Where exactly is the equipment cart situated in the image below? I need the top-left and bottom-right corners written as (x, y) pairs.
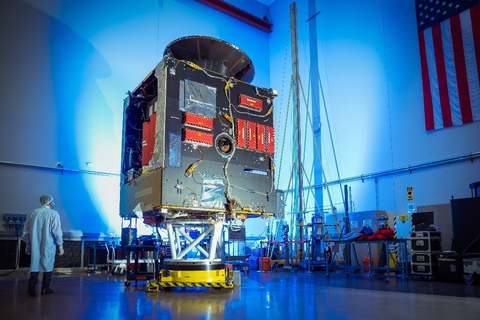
top-left (124, 245), bottom-right (158, 287)
top-left (326, 238), bottom-right (409, 283)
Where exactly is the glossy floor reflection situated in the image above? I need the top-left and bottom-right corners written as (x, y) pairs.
top-left (1, 268), bottom-right (479, 320)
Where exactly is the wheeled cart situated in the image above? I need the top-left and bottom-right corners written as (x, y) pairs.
top-left (124, 245), bottom-right (158, 287)
top-left (463, 258), bottom-right (480, 285)
top-left (436, 251), bottom-right (463, 283)
top-left (327, 239), bottom-right (409, 283)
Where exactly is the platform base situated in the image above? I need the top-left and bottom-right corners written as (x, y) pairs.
top-left (149, 261), bottom-right (234, 290)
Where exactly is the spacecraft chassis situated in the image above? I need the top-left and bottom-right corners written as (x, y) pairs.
top-left (119, 36), bottom-right (283, 289)
top-left (120, 55), bottom-right (280, 222)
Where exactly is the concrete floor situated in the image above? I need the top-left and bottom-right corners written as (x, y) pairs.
top-left (1, 268), bottom-right (479, 320)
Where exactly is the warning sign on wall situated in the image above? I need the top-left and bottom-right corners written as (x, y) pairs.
top-left (407, 186), bottom-right (414, 201)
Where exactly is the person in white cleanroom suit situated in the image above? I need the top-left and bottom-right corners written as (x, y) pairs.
top-left (22, 194), bottom-right (64, 296)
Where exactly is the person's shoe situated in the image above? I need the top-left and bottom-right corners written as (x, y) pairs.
top-left (27, 284), bottom-right (36, 296)
top-left (41, 288), bottom-right (54, 295)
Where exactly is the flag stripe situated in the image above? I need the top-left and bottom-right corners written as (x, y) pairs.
top-left (451, 14), bottom-right (473, 124)
top-left (418, 30), bottom-right (435, 130)
top-left (460, 10), bottom-right (480, 123)
top-left (469, 5), bottom-right (480, 121)
top-left (416, 1), bottom-right (480, 130)
top-left (432, 24), bottom-right (453, 127)
top-left (424, 28), bottom-right (444, 129)
top-left (442, 19), bottom-right (462, 126)
top-left (472, 5), bottom-right (480, 90)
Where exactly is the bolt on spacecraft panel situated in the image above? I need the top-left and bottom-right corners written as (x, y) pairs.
top-left (119, 36), bottom-right (279, 222)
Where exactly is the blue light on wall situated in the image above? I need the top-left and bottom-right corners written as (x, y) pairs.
top-left (39, 0), bottom-right (271, 235)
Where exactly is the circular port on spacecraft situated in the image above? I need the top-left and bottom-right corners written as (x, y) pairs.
top-left (215, 133), bottom-right (235, 157)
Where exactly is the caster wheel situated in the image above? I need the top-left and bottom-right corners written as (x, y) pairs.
top-left (385, 279), bottom-right (390, 283)
top-left (464, 274), bottom-right (474, 285)
top-left (326, 274), bottom-right (330, 278)
top-left (124, 281), bottom-right (131, 287)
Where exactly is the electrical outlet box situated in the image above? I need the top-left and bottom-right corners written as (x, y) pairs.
top-left (3, 213), bottom-right (27, 234)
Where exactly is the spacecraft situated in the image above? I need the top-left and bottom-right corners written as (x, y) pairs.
top-left (119, 36), bottom-right (282, 288)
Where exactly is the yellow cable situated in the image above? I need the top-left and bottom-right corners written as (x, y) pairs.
top-left (185, 147), bottom-right (204, 177)
top-left (230, 219), bottom-right (246, 232)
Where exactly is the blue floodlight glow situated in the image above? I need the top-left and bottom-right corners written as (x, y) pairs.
top-left (41, 0), bottom-right (271, 236)
top-left (49, 11), bottom-right (123, 234)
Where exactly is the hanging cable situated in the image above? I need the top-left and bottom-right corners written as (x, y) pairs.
top-left (229, 218), bottom-right (246, 232)
top-left (0, 234), bottom-right (21, 276)
top-left (316, 36), bottom-right (345, 208)
top-left (223, 86), bottom-right (235, 201)
top-left (381, 0), bottom-right (397, 215)
top-left (276, 76), bottom-right (294, 189)
top-left (298, 15), bottom-right (345, 210)
top-left (298, 78), bottom-right (336, 213)
top-left (184, 147), bottom-right (204, 178)
top-left (275, 18), bottom-right (294, 191)
top-left (300, 10), bottom-right (347, 212)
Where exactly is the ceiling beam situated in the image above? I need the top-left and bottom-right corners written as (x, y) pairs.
top-left (195, 0), bottom-right (273, 33)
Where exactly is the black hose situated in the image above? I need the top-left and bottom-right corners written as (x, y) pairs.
top-left (0, 233), bottom-right (21, 276)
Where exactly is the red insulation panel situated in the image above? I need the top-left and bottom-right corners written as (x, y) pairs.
top-left (142, 121), bottom-right (151, 167)
top-left (183, 128), bottom-right (214, 146)
top-left (246, 121), bottom-right (256, 150)
top-left (239, 94), bottom-right (263, 112)
top-left (142, 114), bottom-right (157, 166)
top-left (256, 124), bottom-right (266, 152)
top-left (236, 118), bottom-right (247, 148)
top-left (184, 112), bottom-right (214, 130)
top-left (266, 125), bottom-right (274, 154)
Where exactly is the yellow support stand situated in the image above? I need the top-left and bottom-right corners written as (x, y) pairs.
top-left (159, 268), bottom-right (234, 288)
top-left (147, 261), bottom-right (234, 291)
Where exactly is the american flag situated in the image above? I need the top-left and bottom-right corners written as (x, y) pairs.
top-left (416, 0), bottom-right (480, 130)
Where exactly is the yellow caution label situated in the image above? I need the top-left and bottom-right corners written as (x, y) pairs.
top-left (399, 215), bottom-right (409, 221)
top-left (146, 281), bottom-right (161, 292)
top-left (158, 269), bottom-right (234, 289)
top-left (159, 282), bottom-right (233, 288)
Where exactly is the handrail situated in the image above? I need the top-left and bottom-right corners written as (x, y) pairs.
top-left (302, 151), bottom-right (480, 191)
top-left (0, 160), bottom-right (120, 177)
